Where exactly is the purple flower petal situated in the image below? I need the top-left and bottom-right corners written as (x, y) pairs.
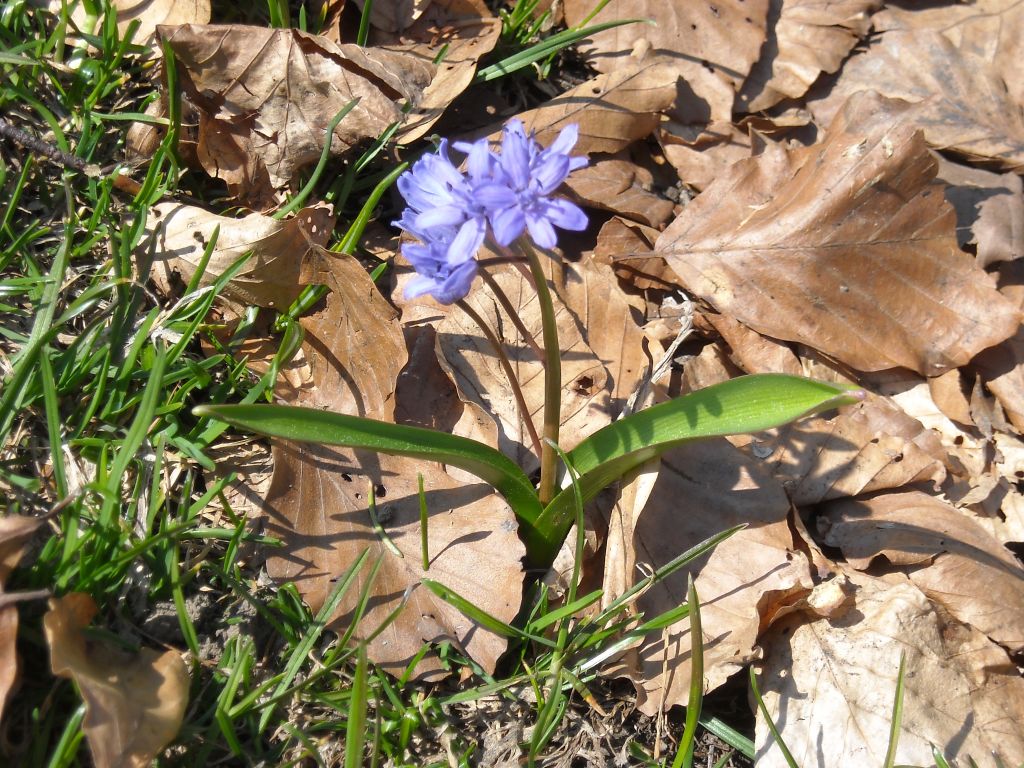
top-left (491, 206), bottom-right (526, 246)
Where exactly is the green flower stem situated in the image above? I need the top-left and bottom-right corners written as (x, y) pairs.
top-left (456, 298), bottom-right (543, 461)
top-left (516, 238), bottom-right (561, 504)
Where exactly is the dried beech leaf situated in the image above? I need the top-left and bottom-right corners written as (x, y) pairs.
top-left (566, 157), bottom-right (675, 228)
top-left (745, 397), bottom-right (948, 506)
top-left (562, 0), bottom-right (769, 92)
top-left (159, 25), bottom-right (433, 202)
top-left (48, 0), bottom-right (210, 47)
top-left (141, 203), bottom-right (334, 311)
top-left (756, 572), bottom-right (1024, 767)
top-left (658, 119), bottom-right (754, 191)
top-left (44, 593), bottom-right (190, 768)
top-left (936, 157), bottom-right (1024, 268)
top-left (873, 0), bottom-right (1024, 109)
top-left (436, 268), bottom-right (609, 472)
top-left (808, 30), bottom-right (1024, 171)
top-left (606, 439), bottom-right (812, 713)
top-left (702, 313), bottom-right (802, 376)
top-left (266, 253), bottom-right (524, 677)
top-left (738, 0), bottom-right (879, 112)
top-left (656, 98), bottom-right (1021, 375)
top-left (593, 217), bottom-right (673, 291)
top-left (511, 63), bottom-right (680, 155)
top-left (266, 445), bottom-right (525, 678)
top-left (0, 515), bottom-right (43, 724)
top-left (821, 490), bottom-right (1024, 652)
top-left (374, 0), bottom-right (501, 142)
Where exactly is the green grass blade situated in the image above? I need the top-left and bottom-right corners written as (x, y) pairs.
top-left (420, 579), bottom-right (557, 648)
top-left (697, 716), bottom-right (753, 759)
top-left (750, 666), bottom-right (799, 768)
top-left (671, 577), bottom-right (703, 768)
top-left (192, 403), bottom-right (544, 527)
top-left (533, 374), bottom-right (862, 563)
top-left (345, 645), bottom-right (369, 768)
top-left (883, 650), bottom-right (907, 768)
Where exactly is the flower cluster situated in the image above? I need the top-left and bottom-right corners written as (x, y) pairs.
top-left (396, 120), bottom-right (588, 304)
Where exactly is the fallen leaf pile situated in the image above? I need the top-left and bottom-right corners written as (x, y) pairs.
top-left (115, 0), bottom-right (1024, 763)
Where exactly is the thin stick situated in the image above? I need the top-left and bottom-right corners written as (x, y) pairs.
top-left (456, 298), bottom-right (543, 461)
top-left (478, 268), bottom-right (544, 359)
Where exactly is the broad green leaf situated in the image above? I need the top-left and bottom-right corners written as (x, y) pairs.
top-left (531, 374), bottom-right (861, 562)
top-left (192, 404), bottom-right (544, 526)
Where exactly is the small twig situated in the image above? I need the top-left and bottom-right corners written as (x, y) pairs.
top-left (0, 589), bottom-right (51, 610)
top-left (456, 298), bottom-right (544, 461)
top-left (0, 115), bottom-right (141, 195)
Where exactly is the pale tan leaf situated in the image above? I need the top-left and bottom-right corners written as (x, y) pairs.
top-left (821, 490), bottom-right (1024, 652)
top-left (738, 0), bottom-right (880, 112)
top-left (936, 157), bottom-right (1024, 267)
top-left (158, 24), bottom-right (434, 202)
top-left (373, 0), bottom-right (501, 142)
top-left (756, 572), bottom-right (1024, 767)
top-left (436, 267), bottom-right (609, 472)
top-left (266, 445), bottom-right (525, 678)
top-left (512, 63), bottom-right (680, 155)
top-left (47, 0), bottom-right (210, 47)
top-left (141, 202), bottom-right (334, 312)
top-left (873, 0), bottom-right (1024, 109)
top-left (566, 157), bottom-right (675, 228)
top-left (352, 0), bottom-right (432, 33)
top-left (562, 0), bottom-right (769, 92)
top-left (808, 30), bottom-right (1024, 171)
top-left (606, 439), bottom-right (812, 713)
top-left (45, 593), bottom-right (190, 768)
top-left (656, 94), bottom-right (1021, 375)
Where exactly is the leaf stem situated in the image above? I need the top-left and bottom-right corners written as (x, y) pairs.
top-left (516, 238), bottom-right (561, 504)
top-left (456, 298), bottom-right (543, 461)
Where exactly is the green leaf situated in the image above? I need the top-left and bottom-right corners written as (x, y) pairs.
top-left (191, 403), bottom-right (544, 525)
top-left (530, 374), bottom-right (862, 563)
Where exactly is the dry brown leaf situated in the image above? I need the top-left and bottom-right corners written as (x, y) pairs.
top-left (873, 0), bottom-right (1024, 110)
top-left (745, 397), bottom-right (948, 506)
top-left (562, 0), bottom-right (769, 93)
top-left (808, 30), bottom-right (1024, 171)
top-left (140, 202), bottom-right (334, 312)
top-left (656, 94), bottom-right (1021, 376)
top-left (821, 490), bottom-right (1024, 652)
top-left (510, 63), bottom-right (680, 155)
top-left (701, 313), bottom-right (803, 376)
top-left (373, 0), bottom-right (501, 143)
top-left (436, 267), bottom-right (609, 471)
top-left (593, 217), bottom-right (672, 291)
top-left (606, 439), bottom-right (812, 713)
top-left (756, 571), bottom-right (1024, 767)
top-left (265, 253), bottom-right (525, 677)
top-left (159, 24), bottom-right (434, 204)
top-left (936, 157), bottom-right (1024, 268)
top-left (45, 593), bottom-right (189, 768)
top-left (266, 445), bottom-right (524, 678)
top-left (566, 157), bottom-right (675, 228)
top-left (658, 119), bottom-right (754, 191)
top-left (738, 0), bottom-right (879, 112)
top-left (0, 515), bottom-right (44, 724)
top-left (927, 367), bottom-right (974, 427)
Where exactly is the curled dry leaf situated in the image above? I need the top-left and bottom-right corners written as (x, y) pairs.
top-left (605, 439), bottom-right (812, 713)
top-left (593, 216), bottom-right (673, 291)
top-left (744, 397), bottom-right (948, 506)
top-left (373, 0), bottom-right (501, 143)
top-left (511, 62), bottom-right (680, 155)
top-left (0, 515), bottom-right (44, 724)
top-left (821, 490), bottom-right (1024, 653)
top-left (808, 30), bottom-right (1024, 171)
top-left (701, 313), bottom-right (803, 376)
top-left (265, 253), bottom-right (525, 677)
top-left (436, 267), bottom-right (610, 472)
top-left (159, 24), bottom-right (433, 204)
top-left (140, 202), bottom-right (334, 313)
top-left (936, 157), bottom-right (1024, 267)
top-left (44, 593), bottom-right (190, 768)
top-left (756, 571), bottom-right (1024, 767)
top-left (47, 0), bottom-right (210, 47)
top-left (737, 0), bottom-right (879, 112)
top-left (656, 93), bottom-right (1021, 376)
top-left (658, 119), bottom-right (754, 192)
top-left (566, 157), bottom-right (675, 228)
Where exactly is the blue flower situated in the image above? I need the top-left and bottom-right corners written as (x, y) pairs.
top-left (469, 120), bottom-right (589, 249)
top-left (402, 236), bottom-right (479, 304)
